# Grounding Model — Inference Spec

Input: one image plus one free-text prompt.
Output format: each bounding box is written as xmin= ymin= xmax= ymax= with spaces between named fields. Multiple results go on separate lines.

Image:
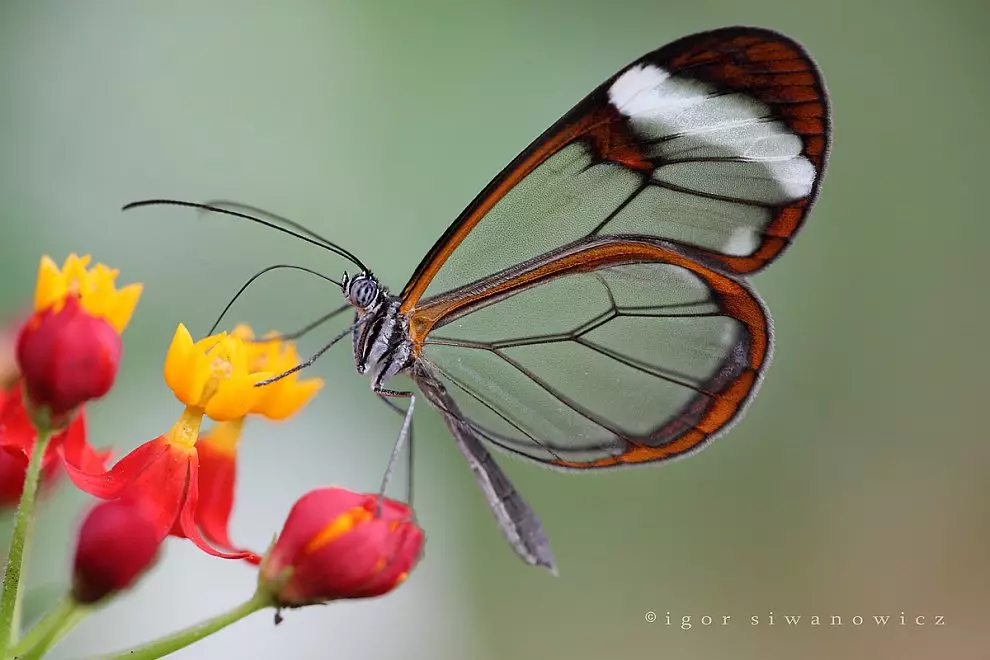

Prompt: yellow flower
xmin=163 ymin=323 xmax=322 ymax=424
xmin=34 ymin=254 xmax=142 ymax=332
xmin=164 ymin=324 xmax=267 ymax=423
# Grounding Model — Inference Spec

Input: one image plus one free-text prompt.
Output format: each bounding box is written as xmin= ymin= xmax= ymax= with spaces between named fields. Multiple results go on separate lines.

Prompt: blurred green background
xmin=1 ymin=1 xmax=988 ymax=658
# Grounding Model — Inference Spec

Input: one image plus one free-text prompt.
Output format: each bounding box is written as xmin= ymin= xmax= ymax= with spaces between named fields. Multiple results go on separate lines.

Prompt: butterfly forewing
xmin=401 ymin=27 xmax=829 ymax=312
xmin=401 ymin=27 xmax=828 ymax=469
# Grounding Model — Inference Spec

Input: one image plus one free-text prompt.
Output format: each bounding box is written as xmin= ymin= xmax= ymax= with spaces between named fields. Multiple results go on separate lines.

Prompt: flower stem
xmin=88 ymin=590 xmax=273 ymax=660
xmin=9 ymin=594 xmax=85 ymax=660
xmin=0 ymin=427 xmax=54 ymax=652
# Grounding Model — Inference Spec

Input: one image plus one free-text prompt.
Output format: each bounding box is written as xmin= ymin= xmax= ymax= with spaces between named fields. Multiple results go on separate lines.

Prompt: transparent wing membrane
xmin=420 ymin=260 xmax=768 ymax=468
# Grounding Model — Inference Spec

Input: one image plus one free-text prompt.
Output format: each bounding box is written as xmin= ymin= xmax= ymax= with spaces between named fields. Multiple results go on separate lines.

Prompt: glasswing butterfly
xmin=126 ymin=26 xmax=830 ymax=574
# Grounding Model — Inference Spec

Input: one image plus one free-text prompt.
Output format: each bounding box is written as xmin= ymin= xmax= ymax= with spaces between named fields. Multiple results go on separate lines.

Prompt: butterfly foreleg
xmin=374 ymin=387 xmax=416 ymax=512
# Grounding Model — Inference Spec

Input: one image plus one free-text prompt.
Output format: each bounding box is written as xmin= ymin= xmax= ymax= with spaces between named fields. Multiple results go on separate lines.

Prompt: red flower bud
xmin=16 ymin=296 xmax=122 ymax=422
xmin=260 ymin=487 xmax=424 ymax=606
xmin=72 ymin=500 xmax=161 ymax=604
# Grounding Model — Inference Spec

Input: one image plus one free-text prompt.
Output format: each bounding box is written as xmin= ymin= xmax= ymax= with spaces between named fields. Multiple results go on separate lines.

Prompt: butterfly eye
xmin=349 ymin=277 xmax=379 ymax=309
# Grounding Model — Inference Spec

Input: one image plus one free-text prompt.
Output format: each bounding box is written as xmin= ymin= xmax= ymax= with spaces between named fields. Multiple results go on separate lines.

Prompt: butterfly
xmin=126 ymin=26 xmax=830 ymax=574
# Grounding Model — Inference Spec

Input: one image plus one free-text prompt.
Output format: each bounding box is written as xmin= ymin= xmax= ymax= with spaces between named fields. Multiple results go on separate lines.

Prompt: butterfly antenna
xmin=207 ymin=263 xmax=342 ymax=336
xmin=200 ymin=199 xmax=352 ymax=259
xmin=121 ymin=199 xmax=370 ymax=272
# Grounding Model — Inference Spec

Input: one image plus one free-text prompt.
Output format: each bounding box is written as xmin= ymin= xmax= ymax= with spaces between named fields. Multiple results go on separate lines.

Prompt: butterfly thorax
xmin=343 ymin=272 xmax=414 ymax=389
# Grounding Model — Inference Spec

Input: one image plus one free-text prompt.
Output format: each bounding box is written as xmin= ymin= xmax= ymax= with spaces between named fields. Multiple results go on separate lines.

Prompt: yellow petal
xmin=61 ymin=254 xmax=91 ymax=290
xmin=192 ymin=331 xmax=226 ymax=355
xmin=164 ymin=324 xmax=209 ymax=406
xmin=107 ymin=282 xmax=143 ymax=332
xmin=225 ymin=336 xmax=251 ymax=377
xmin=204 ymin=372 xmax=266 ymax=421
xmin=79 ymin=268 xmax=112 ymax=319
xmin=254 ymin=378 xmax=324 ymax=420
xmin=33 ymin=255 xmax=66 ymax=312
xmin=33 ymin=253 xmax=142 ymax=333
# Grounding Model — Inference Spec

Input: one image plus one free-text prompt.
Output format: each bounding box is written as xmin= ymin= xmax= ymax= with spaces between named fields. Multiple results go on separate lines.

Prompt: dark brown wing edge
xmin=412 ymin=362 xmax=557 ymax=573
xmin=399 ymin=26 xmax=831 ymax=312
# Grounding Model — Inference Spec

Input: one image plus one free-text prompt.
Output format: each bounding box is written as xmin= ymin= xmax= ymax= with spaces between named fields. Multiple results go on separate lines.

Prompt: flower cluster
xmin=0 ymin=254 xmax=425 ymax=659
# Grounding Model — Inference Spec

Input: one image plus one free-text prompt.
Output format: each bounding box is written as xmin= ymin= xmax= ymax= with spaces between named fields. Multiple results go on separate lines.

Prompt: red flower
xmin=60 ymin=421 xmax=259 ymax=563
xmin=259 ymin=487 xmax=424 ymax=606
xmin=0 ymin=382 xmax=109 ymax=507
xmin=16 ymin=255 xmax=141 ymax=425
xmin=72 ymin=500 xmax=161 ymax=604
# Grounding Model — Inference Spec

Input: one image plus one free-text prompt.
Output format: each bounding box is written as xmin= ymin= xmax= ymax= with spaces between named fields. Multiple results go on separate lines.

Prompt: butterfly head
xmin=342 ymin=271 xmax=384 ymax=313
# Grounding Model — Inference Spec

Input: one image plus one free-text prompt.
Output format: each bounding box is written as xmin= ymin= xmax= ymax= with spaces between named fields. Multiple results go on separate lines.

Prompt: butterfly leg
xmin=376 ymin=392 xmax=415 ymax=506
xmin=255 ymin=315 xmax=370 ymax=387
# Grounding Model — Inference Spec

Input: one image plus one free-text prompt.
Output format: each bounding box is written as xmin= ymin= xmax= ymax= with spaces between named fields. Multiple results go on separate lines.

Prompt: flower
xmin=16 ymin=254 xmax=141 ymax=425
xmin=0 ymin=382 xmax=109 ymax=507
xmin=61 ymin=323 xmax=322 ymax=561
xmin=72 ymin=500 xmax=161 ymax=604
xmin=259 ymin=487 xmax=424 ymax=606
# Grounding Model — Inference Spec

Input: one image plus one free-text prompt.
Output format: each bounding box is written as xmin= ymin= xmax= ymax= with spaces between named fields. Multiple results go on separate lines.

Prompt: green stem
xmin=9 ymin=595 xmax=85 ymax=660
xmin=89 ymin=591 xmax=273 ymax=660
xmin=0 ymin=428 xmax=54 ymax=652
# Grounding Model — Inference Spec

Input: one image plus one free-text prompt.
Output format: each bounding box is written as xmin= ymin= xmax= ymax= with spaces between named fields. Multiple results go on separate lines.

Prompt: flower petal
xmin=34 ymin=256 xmax=67 ymax=313
xmin=204 ymin=373 xmax=265 ymax=421
xmin=177 ymin=455 xmax=259 ymax=562
xmin=59 ymin=435 xmax=167 ymax=499
xmin=163 ymin=324 xmax=209 ymax=407
xmin=120 ymin=439 xmax=192 ymax=541
xmin=195 ymin=421 xmax=239 ymax=551
xmin=109 ymin=282 xmax=143 ymax=333
xmin=254 ymin=377 xmax=323 ymax=421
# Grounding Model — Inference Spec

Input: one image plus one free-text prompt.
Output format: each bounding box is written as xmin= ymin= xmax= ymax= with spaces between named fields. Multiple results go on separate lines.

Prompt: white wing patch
xmin=608 ymin=64 xmax=710 ymax=118
xmin=608 ymin=63 xmax=815 ymax=203
xmin=724 ymin=226 xmax=760 ymax=257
